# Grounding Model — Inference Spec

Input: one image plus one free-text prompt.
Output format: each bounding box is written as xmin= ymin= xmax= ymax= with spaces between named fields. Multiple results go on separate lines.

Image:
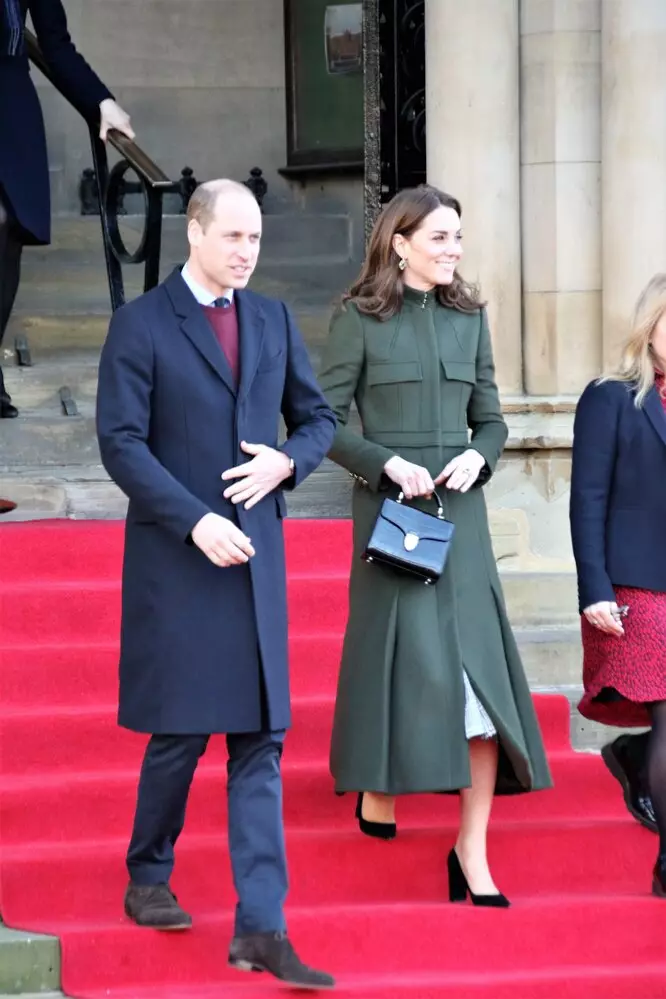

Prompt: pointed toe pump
xmin=447 ymin=849 xmax=510 ymax=908
xmin=652 ymin=856 xmax=666 ymax=899
xmin=355 ymin=793 xmax=397 ymax=840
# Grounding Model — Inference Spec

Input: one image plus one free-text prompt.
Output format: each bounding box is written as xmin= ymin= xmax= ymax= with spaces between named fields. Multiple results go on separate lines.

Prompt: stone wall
xmin=32 ymin=0 xmax=290 ymax=214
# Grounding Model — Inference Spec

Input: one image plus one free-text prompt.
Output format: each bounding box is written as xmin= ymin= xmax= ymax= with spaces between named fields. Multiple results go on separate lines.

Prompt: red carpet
xmin=0 ymin=520 xmax=664 ymax=998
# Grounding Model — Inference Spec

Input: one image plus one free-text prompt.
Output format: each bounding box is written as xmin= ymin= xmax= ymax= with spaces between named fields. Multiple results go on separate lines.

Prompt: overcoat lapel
xmin=644 ymin=386 xmax=666 ymax=448
xmin=236 ymin=291 xmax=266 ymax=403
xmin=164 ymin=267 xmax=237 ymax=397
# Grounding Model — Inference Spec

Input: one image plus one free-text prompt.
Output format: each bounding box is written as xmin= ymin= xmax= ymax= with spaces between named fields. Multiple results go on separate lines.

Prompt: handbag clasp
xmin=403 ymin=531 xmax=419 ymax=552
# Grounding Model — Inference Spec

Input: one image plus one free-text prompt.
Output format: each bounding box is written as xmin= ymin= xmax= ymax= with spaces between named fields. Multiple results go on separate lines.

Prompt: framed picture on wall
xmin=283 ymin=0 xmax=364 ymax=172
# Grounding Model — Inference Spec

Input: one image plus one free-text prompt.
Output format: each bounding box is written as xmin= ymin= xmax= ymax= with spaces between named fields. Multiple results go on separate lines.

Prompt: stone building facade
xmin=31 ymin=0 xmax=666 ymax=568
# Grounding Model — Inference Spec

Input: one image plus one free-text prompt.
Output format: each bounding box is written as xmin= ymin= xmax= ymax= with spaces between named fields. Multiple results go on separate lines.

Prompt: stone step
xmin=517 ymin=626 xmax=582 ymax=685
xmin=3 ymin=308 xmax=330 ymax=378
xmin=12 ymin=216 xmax=356 ymax=318
xmin=534 ymin=684 xmax=647 ymax=752
xmin=501 ymin=572 xmax=577 ymax=626
xmin=43 ymin=213 xmax=353 ymax=262
xmin=0 ymin=923 xmax=60 ymax=995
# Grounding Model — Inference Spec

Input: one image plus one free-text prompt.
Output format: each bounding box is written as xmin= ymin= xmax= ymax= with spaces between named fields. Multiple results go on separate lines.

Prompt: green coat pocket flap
xmin=366 ymin=361 xmax=423 ymax=386
xmin=441 ymin=359 xmax=476 ymax=384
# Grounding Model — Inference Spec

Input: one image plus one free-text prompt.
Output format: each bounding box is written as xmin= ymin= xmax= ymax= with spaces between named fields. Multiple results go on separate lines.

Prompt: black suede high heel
xmin=447 ymin=849 xmax=510 ymax=908
xmin=652 ymin=856 xmax=666 ymax=898
xmin=355 ymin=793 xmax=397 ymax=840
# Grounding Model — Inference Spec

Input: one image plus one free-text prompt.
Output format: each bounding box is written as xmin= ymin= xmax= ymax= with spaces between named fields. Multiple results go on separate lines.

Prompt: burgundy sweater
xmin=201 ymin=299 xmax=239 ymax=385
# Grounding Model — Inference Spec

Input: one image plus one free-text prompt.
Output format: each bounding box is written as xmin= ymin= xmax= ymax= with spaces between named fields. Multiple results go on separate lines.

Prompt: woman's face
xmin=652 ymin=308 xmax=666 ymax=370
xmin=393 ymin=205 xmax=463 ymax=291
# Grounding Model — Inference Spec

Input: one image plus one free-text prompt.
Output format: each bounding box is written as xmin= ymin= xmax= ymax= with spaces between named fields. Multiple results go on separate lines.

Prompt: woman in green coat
xmin=317 ymin=185 xmax=552 ymax=906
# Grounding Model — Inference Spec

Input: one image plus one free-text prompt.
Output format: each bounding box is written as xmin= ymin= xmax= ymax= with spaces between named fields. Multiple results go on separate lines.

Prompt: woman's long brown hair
xmin=344 ymin=185 xmax=484 ymax=320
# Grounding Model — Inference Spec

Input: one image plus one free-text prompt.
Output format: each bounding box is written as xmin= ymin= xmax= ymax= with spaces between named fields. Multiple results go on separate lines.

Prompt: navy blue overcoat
xmin=570 ymin=377 xmax=666 ymax=613
xmin=0 ymin=0 xmax=111 ymax=243
xmin=96 ymin=268 xmax=336 ymax=734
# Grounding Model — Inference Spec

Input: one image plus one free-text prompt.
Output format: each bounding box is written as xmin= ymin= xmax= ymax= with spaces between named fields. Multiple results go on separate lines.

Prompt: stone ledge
xmin=504 ymin=406 xmax=575 ymax=450
xmin=0 ymin=923 xmax=60 ymax=995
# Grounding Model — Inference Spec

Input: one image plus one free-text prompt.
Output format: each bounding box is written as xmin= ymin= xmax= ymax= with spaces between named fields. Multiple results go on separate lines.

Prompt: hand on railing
xmin=99 ymin=99 xmax=135 ymax=144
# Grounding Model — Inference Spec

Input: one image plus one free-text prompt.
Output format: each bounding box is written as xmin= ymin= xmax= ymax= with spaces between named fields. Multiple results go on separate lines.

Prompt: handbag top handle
xmin=396 ymin=491 xmax=446 ymax=520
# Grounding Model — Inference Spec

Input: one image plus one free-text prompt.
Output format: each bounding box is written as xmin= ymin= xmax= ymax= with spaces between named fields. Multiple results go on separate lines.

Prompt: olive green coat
xmin=317 ymin=287 xmax=552 ymax=795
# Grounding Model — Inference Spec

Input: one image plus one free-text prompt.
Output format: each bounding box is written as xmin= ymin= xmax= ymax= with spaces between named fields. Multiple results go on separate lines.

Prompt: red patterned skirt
xmin=578 ymin=586 xmax=666 ymax=727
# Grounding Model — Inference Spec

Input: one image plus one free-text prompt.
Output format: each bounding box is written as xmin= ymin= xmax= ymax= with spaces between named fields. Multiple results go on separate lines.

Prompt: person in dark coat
xmin=317 ymin=186 xmax=551 ymax=909
xmin=0 ymin=0 xmax=134 ymax=416
xmin=96 ymin=180 xmax=336 ymax=988
xmin=570 ymin=272 xmax=666 ymax=896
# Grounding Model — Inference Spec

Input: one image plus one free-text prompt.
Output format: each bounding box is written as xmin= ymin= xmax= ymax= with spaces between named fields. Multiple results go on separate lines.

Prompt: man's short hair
xmin=186 ymin=179 xmax=254 ymax=232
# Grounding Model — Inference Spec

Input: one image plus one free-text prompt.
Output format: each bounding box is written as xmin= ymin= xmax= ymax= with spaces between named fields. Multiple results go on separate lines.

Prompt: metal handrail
xmin=26 ymin=28 xmax=181 ymax=311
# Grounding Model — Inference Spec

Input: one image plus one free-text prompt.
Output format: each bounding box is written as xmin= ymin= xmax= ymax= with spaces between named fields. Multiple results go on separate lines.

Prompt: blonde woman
xmin=570 ymin=273 xmax=666 ymax=896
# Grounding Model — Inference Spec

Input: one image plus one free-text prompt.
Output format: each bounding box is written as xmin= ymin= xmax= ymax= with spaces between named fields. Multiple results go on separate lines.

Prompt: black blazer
xmin=0 ymin=0 xmax=111 ymax=243
xmin=570 ymin=377 xmax=666 ymax=612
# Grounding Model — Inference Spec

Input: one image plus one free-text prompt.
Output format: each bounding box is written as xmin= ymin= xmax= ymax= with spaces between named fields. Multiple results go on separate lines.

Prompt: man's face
xmin=189 ymin=192 xmax=262 ymax=291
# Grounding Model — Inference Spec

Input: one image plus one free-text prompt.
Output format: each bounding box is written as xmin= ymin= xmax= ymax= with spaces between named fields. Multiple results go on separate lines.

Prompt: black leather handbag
xmin=362 ymin=491 xmax=455 ymax=585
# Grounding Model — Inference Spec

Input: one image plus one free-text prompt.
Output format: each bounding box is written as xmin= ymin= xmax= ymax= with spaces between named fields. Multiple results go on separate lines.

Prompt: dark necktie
xmin=213 ymin=297 xmax=231 ymax=309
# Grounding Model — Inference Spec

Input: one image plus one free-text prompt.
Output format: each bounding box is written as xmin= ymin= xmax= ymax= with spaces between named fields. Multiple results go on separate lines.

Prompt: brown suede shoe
xmin=0 ymin=498 xmax=16 ymax=515
xmin=124 ymin=883 xmax=192 ymax=930
xmin=229 ymin=931 xmax=335 ymax=989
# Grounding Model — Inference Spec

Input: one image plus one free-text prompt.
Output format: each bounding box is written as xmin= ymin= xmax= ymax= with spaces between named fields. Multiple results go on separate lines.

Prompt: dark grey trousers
xmin=126 ymin=730 xmax=289 ymax=936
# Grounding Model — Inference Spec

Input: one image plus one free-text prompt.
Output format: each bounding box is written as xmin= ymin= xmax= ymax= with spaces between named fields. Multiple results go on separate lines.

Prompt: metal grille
xmin=364 ymin=0 xmax=427 ymax=236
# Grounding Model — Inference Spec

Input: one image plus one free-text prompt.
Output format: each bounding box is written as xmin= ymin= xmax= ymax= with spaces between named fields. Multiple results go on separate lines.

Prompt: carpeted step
xmin=0 ymin=520 xmax=649 ymax=998
xmin=0 ymin=634 xmax=343 ymax=708
xmin=0 ymin=628 xmax=586 ymax=710
xmin=0 ymin=753 xmax=631 ymax=846
xmin=23 ymin=899 xmax=666 ymax=995
xmin=0 ymin=571 xmax=578 ymax=641
xmin=0 ymin=577 xmax=350 ymax=643
xmin=77 ymin=966 xmax=666 ymax=999
xmin=0 ymin=822 xmax=656 ymax=926
xmin=0 ymin=694 xmax=571 ymax=776
xmin=0 ymin=520 xmax=351 ymax=580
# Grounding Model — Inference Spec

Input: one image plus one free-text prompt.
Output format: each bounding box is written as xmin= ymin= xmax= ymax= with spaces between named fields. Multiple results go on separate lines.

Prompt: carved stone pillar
xmin=602 ymin=0 xmax=666 ymax=367
xmin=521 ymin=0 xmax=602 ymax=395
xmin=425 ymin=0 xmax=522 ymax=395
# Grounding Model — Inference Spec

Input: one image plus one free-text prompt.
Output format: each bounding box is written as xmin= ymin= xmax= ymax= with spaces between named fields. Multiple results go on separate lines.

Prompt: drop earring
xmin=398 ymin=257 xmax=407 ymax=272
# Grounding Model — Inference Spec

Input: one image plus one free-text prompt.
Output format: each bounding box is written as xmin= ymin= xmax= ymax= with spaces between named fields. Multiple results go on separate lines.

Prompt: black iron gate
xmin=364 ymin=0 xmax=426 ymax=237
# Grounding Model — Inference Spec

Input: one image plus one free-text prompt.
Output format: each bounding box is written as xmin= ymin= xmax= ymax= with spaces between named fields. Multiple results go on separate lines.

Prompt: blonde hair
xmin=600 ymin=273 xmax=666 ymax=407
xmin=186 ymin=179 xmax=254 ymax=232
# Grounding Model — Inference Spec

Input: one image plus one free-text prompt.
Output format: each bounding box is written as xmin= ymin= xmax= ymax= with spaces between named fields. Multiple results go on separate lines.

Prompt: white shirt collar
xmin=181 ymin=263 xmax=233 ymax=306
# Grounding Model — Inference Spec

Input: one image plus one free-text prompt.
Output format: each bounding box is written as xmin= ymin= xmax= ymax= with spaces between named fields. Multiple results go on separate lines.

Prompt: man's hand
xmin=222 ymin=442 xmax=292 ymax=510
xmin=99 ymin=99 xmax=135 ymax=143
xmin=435 ymin=448 xmax=486 ymax=493
xmin=191 ymin=513 xmax=255 ymax=567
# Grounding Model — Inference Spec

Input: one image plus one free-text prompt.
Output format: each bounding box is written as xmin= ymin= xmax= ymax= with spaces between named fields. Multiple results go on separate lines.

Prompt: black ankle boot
xmin=602 ymin=735 xmax=656 ymax=833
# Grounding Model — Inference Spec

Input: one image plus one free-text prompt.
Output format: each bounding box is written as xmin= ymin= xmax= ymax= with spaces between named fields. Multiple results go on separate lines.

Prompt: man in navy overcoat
xmin=0 ymin=0 xmax=133 ymax=416
xmin=96 ymin=179 xmax=336 ymax=989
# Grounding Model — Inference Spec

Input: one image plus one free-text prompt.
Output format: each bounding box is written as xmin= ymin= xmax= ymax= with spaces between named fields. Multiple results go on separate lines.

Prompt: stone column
xmin=425 ymin=0 xmax=522 ymax=395
xmin=602 ymin=0 xmax=666 ymax=367
xmin=521 ymin=0 xmax=602 ymax=395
